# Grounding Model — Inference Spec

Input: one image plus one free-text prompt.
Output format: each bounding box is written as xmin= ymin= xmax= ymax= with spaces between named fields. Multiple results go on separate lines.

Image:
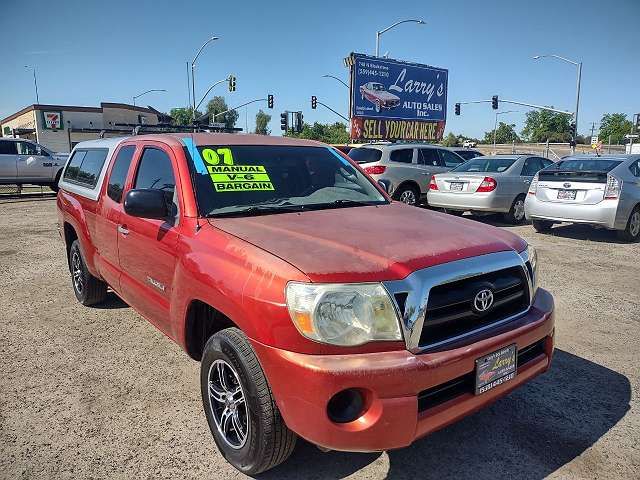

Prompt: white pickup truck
xmin=0 ymin=137 xmax=68 ymax=191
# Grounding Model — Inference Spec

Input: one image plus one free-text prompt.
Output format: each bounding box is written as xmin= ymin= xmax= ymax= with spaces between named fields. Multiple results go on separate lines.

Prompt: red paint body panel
xmin=56 ymin=133 xmax=555 ymax=453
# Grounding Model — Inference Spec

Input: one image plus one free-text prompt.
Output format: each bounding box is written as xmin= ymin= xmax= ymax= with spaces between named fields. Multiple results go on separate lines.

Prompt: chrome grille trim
xmin=383 ymin=250 xmax=533 ymax=353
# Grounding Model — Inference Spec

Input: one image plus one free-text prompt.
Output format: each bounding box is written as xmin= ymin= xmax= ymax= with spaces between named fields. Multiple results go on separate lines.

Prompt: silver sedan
xmin=525 ymin=154 xmax=640 ymax=242
xmin=427 ymin=155 xmax=554 ymax=224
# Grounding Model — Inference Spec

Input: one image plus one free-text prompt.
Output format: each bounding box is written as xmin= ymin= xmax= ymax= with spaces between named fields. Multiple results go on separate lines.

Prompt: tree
xmin=287 ymin=122 xmax=349 ymax=144
xmin=599 ymin=113 xmax=633 ymax=145
xmin=206 ymin=96 xmax=239 ymax=129
xmin=521 ymin=110 xmax=571 ymax=142
xmin=169 ymin=107 xmax=202 ymax=126
xmin=441 ymin=132 xmax=459 ymax=147
xmin=254 ymin=110 xmax=271 ymax=135
xmin=483 ymin=122 xmax=519 ymax=144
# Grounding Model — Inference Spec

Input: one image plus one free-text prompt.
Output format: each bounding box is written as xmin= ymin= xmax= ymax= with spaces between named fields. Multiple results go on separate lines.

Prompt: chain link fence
xmin=0 ymin=184 xmax=55 ymax=197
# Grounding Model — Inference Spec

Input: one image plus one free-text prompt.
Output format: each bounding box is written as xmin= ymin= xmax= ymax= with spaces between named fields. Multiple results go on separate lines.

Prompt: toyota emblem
xmin=473 ymin=288 xmax=494 ymax=313
xmin=563 ymin=182 xmax=571 ymax=188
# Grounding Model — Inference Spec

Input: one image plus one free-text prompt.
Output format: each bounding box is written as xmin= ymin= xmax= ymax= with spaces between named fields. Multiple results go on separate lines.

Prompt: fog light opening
xmin=327 ymin=388 xmax=366 ymax=424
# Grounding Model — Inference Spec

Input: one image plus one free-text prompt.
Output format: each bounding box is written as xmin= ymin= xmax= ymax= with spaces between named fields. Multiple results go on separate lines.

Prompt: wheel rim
xmin=207 ymin=359 xmax=249 ymax=450
xmin=514 ymin=199 xmax=525 ymax=221
xmin=71 ymin=251 xmax=83 ymax=294
xmin=399 ymin=190 xmax=416 ymax=205
xmin=375 ymin=101 xmax=380 ymax=112
xmin=630 ymin=211 xmax=640 ymax=237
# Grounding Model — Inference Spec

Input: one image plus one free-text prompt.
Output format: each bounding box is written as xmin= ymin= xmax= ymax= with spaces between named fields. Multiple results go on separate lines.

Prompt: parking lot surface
xmin=1 ymin=197 xmax=638 ymax=480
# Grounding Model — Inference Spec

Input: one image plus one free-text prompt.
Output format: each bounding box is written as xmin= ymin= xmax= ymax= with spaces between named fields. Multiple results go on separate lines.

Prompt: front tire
xmin=617 ymin=206 xmax=640 ymax=242
xmin=375 ymin=100 xmax=381 ymax=113
xmin=200 ymin=328 xmax=296 ymax=475
xmin=532 ymin=219 xmax=553 ymax=233
xmin=69 ymin=240 xmax=107 ymax=305
xmin=504 ymin=195 xmax=526 ymax=224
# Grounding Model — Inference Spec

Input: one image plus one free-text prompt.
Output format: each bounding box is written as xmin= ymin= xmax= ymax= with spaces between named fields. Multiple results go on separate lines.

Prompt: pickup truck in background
xmin=56 ymin=133 xmax=555 ymax=475
xmin=0 ymin=137 xmax=68 ymax=191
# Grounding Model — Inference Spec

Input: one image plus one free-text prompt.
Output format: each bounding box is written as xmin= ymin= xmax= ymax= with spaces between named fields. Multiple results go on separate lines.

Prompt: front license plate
xmin=557 ymin=189 xmax=577 ymax=200
xmin=475 ymin=344 xmax=517 ymax=395
xmin=450 ymin=182 xmax=464 ymax=191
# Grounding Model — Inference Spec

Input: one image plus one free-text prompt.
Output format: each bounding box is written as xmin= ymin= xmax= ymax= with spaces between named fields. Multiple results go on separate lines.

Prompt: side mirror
xmin=124 ymin=189 xmax=169 ymax=220
xmin=377 ymin=179 xmax=391 ymax=194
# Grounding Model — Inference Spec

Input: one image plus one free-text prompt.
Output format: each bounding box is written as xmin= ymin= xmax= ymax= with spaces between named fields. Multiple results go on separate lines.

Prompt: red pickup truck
xmin=57 ymin=133 xmax=554 ymax=474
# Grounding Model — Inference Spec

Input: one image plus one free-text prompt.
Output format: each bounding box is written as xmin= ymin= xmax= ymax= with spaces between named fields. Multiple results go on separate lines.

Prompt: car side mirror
xmin=124 ymin=189 xmax=169 ymax=220
xmin=377 ymin=179 xmax=391 ymax=194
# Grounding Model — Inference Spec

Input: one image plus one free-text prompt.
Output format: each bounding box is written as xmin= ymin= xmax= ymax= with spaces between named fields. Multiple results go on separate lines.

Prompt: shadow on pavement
xmin=264 ymin=349 xmax=630 ymax=480
xmin=93 ymin=291 xmax=129 ymax=310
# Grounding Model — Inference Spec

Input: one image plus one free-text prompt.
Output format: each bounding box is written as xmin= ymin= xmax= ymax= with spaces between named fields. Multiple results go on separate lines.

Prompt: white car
xmin=463 ymin=140 xmax=477 ymax=148
xmin=0 ymin=138 xmax=68 ymax=191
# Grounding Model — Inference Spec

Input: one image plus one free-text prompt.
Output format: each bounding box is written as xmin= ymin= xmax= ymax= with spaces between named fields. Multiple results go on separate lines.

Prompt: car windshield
xmin=371 ymin=83 xmax=384 ymax=91
xmin=187 ymin=144 xmax=388 ymax=217
xmin=348 ymin=147 xmax=383 ymax=164
xmin=548 ymin=159 xmax=622 ymax=172
xmin=452 ymin=157 xmax=516 ymax=173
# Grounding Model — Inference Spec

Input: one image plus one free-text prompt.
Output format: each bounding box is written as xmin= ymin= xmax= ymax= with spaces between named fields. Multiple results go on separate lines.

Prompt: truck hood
xmin=209 ymin=202 xmax=526 ymax=283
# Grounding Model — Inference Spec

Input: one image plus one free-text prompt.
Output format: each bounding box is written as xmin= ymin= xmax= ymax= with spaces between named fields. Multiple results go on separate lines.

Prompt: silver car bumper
xmin=427 ymin=190 xmax=513 ymax=213
xmin=524 ymin=194 xmax=621 ymax=229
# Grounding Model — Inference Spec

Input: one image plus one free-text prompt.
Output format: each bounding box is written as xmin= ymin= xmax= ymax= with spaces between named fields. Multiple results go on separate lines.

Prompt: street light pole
xmin=375 ymin=19 xmax=425 ymax=57
xmin=132 ymin=89 xmax=167 ymax=106
xmin=533 ymin=54 xmax=582 ymax=153
xmin=191 ymin=36 xmax=220 ymax=121
xmin=321 ymin=74 xmax=349 ymax=89
xmin=24 ymin=66 xmax=39 ymax=103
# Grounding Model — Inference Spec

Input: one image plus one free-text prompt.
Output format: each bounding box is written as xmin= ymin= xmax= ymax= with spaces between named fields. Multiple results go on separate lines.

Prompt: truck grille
xmin=418 ymin=266 xmax=529 ymax=348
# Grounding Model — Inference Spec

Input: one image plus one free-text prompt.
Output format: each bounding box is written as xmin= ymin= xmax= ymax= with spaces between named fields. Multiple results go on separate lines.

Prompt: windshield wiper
xmin=303 ymin=199 xmax=384 ymax=211
xmin=205 ymin=203 xmax=305 ymax=218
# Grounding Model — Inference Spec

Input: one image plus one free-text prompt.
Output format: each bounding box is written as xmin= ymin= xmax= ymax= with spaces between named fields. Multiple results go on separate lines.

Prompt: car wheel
xmin=394 ymin=185 xmax=419 ymax=206
xmin=375 ymin=100 xmax=381 ymax=113
xmin=69 ymin=240 xmax=107 ymax=305
xmin=361 ymin=91 xmax=364 ymax=100
xmin=617 ymin=206 xmax=640 ymax=242
xmin=50 ymin=170 xmax=62 ymax=193
xmin=532 ymin=219 xmax=553 ymax=233
xmin=504 ymin=195 xmax=526 ymax=225
xmin=201 ymin=328 xmax=296 ymax=475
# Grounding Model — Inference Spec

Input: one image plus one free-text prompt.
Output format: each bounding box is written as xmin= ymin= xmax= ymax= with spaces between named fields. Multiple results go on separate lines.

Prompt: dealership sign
xmin=42 ymin=111 xmax=63 ymax=130
xmin=348 ymin=53 xmax=447 ymax=141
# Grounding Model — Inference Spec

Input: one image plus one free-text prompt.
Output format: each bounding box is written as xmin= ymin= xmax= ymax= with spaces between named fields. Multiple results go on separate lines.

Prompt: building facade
xmin=0 ymin=103 xmax=170 ymax=153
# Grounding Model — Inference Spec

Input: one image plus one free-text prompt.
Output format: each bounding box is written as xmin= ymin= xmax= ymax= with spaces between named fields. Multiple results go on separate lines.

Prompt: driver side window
xmin=16 ymin=141 xmax=38 ymax=156
xmin=134 ymin=147 xmax=178 ymax=218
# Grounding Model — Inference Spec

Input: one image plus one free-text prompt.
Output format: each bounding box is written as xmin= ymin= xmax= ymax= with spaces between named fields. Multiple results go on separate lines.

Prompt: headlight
xmin=520 ymin=244 xmax=537 ymax=289
xmin=285 ymin=282 xmax=403 ymax=346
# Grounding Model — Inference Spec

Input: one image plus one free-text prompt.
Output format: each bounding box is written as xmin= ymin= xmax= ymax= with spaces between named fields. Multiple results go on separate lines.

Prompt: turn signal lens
xmin=604 ymin=175 xmax=622 ymax=199
xmin=528 ymin=174 xmax=539 ymax=195
xmin=364 ymin=165 xmax=386 ymax=175
xmin=476 ymin=176 xmax=497 ymax=192
xmin=429 ymin=176 xmax=438 ymax=190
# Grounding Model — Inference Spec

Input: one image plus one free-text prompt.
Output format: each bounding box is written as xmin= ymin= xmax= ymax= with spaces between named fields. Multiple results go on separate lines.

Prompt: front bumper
xmin=427 ymin=190 xmax=513 ymax=213
xmin=525 ymin=194 xmax=620 ymax=229
xmin=252 ymin=288 xmax=554 ymax=452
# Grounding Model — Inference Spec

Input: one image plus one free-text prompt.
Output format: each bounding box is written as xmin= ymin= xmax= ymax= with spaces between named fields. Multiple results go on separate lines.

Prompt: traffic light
xmin=635 ymin=114 xmax=640 ymax=132
xmin=296 ymin=112 xmax=304 ymax=133
xmin=491 ymin=95 xmax=498 ymax=110
xmin=280 ymin=112 xmax=288 ymax=132
xmin=267 ymin=94 xmax=274 ymax=109
xmin=569 ymin=121 xmax=577 ymax=137
xmin=228 ymin=75 xmax=236 ymax=92
xmin=311 ymin=95 xmax=317 ymax=109
xmin=454 ymin=103 xmax=460 ymax=116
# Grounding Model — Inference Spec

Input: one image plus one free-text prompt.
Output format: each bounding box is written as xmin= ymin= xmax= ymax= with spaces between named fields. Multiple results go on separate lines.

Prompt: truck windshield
xmin=452 ymin=157 xmax=516 ymax=173
xmin=188 ymin=145 xmax=388 ymax=217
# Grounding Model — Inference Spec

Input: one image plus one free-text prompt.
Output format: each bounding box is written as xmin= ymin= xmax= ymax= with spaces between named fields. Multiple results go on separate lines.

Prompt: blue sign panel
xmin=350 ymin=53 xmax=448 ymax=122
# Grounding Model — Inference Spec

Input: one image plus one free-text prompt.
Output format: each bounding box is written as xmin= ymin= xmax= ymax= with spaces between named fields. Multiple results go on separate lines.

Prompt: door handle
xmin=117 ymin=225 xmax=129 ymax=236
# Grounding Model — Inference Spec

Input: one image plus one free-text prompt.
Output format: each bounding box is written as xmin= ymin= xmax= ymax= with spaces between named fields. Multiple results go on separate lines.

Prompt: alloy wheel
xmin=72 ymin=251 xmax=83 ymax=294
xmin=399 ymin=190 xmax=416 ymax=205
xmin=207 ymin=359 xmax=249 ymax=450
xmin=514 ymin=199 xmax=525 ymax=221
xmin=630 ymin=211 xmax=640 ymax=238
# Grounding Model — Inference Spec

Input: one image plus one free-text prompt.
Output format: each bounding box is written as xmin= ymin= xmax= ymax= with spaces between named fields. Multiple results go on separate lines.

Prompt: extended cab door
xmin=0 ymin=140 xmax=18 ymax=181
xmin=16 ymin=140 xmax=53 ymax=181
xmin=117 ymin=144 xmax=180 ymax=333
xmin=94 ymin=144 xmax=138 ymax=291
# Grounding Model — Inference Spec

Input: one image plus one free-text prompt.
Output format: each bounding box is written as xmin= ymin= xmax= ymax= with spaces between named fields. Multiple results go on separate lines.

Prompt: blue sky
xmin=1 ymin=0 xmax=638 ymax=138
